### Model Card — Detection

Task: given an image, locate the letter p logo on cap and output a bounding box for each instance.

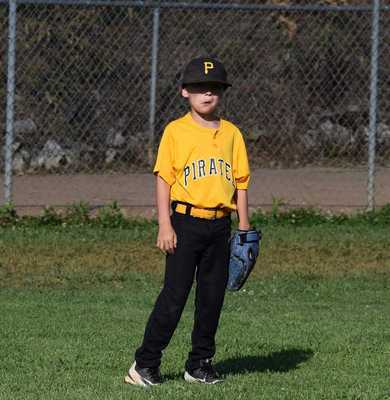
[204,61,214,74]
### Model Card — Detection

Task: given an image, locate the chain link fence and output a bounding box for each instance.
[1,0,389,210]
[0,5,7,163]
[158,6,373,167]
[378,9,390,161]
[374,5,389,210]
[6,3,154,173]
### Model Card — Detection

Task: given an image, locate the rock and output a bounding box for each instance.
[319,120,334,138]
[117,117,128,129]
[269,160,277,168]
[12,141,23,153]
[346,104,361,113]
[105,128,126,148]
[319,120,355,149]
[78,144,98,166]
[337,105,367,130]
[105,149,117,165]
[32,139,75,171]
[363,123,390,141]
[12,149,30,175]
[300,129,322,151]
[377,123,390,146]
[363,123,390,154]
[307,114,321,129]
[14,118,37,136]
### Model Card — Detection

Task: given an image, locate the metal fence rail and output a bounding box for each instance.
[0,5,7,177]
[1,0,388,210]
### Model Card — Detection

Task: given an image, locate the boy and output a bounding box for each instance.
[125,57,251,386]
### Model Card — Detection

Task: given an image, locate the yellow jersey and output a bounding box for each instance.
[153,112,250,211]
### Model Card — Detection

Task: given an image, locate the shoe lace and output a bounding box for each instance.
[145,367,160,380]
[200,359,217,378]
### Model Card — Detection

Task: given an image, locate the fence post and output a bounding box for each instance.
[367,0,380,211]
[148,4,160,166]
[4,0,17,205]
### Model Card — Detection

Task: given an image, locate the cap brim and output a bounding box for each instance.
[182,80,232,88]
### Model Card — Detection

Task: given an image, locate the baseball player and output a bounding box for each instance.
[125,57,251,386]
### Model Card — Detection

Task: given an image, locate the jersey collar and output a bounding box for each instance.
[184,112,224,133]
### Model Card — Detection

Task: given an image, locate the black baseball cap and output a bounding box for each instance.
[182,57,232,87]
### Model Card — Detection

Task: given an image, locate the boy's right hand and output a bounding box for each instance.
[156,222,177,255]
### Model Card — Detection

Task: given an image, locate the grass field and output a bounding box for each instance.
[1,216,390,399]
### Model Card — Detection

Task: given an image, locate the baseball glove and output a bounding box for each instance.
[226,228,262,291]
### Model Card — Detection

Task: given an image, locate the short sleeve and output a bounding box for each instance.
[233,130,250,190]
[153,127,175,186]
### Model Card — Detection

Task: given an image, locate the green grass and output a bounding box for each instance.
[1,223,389,288]
[1,221,390,399]
[1,276,390,399]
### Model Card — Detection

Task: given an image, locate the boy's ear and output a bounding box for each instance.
[181,87,190,98]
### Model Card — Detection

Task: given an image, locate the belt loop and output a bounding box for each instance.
[171,201,178,212]
[185,204,192,215]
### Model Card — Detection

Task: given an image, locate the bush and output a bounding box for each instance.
[2,202,390,230]
[0,203,18,226]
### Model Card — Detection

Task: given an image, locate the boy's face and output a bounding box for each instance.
[181,83,225,116]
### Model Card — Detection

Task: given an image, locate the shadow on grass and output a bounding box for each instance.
[163,348,313,381]
[217,348,314,375]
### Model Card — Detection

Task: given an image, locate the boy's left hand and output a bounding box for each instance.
[227,228,262,291]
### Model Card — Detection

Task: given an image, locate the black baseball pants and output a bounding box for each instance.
[135,211,231,371]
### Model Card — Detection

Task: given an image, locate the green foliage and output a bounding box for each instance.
[355,203,390,225]
[64,201,91,225]
[2,202,390,230]
[251,204,390,229]
[270,196,286,220]
[252,207,329,228]
[96,201,127,228]
[0,203,18,226]
[39,206,63,226]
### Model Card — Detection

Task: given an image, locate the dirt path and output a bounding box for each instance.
[1,167,389,216]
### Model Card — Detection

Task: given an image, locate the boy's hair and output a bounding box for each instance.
[182,57,231,88]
